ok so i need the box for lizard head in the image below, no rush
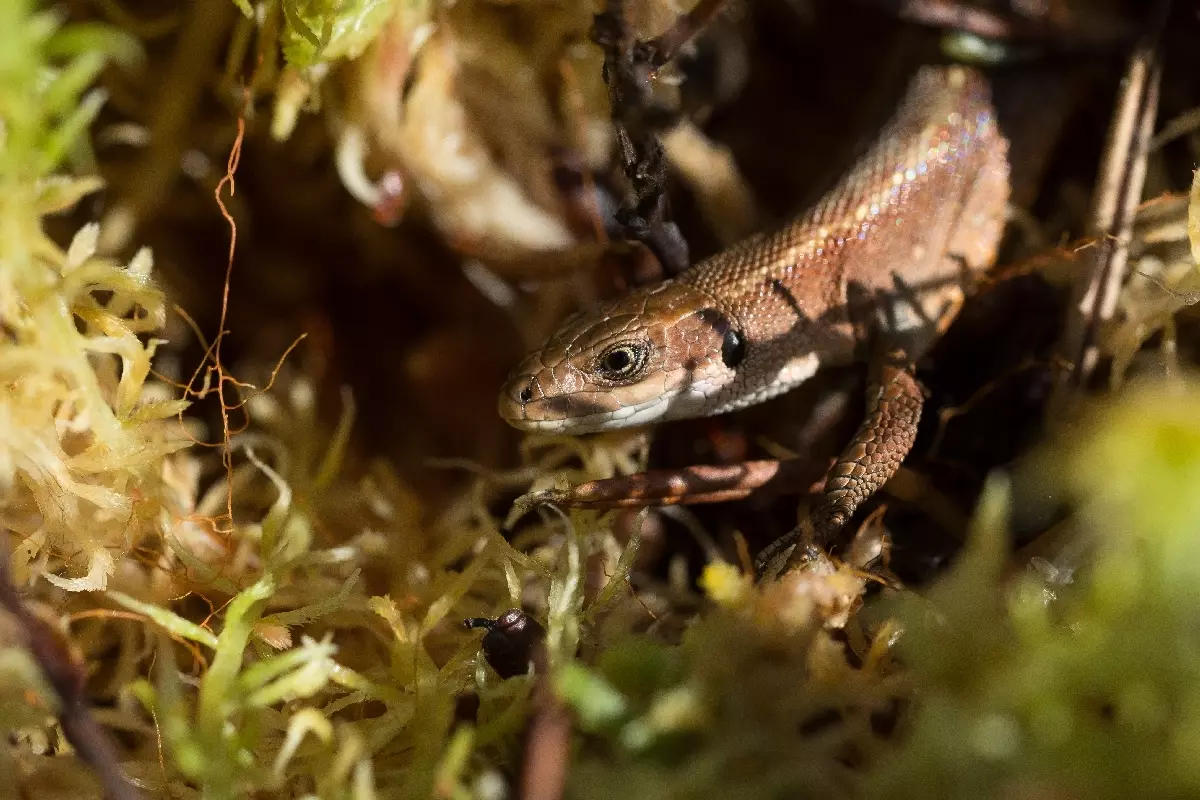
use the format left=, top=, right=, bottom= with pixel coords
left=499, top=281, right=746, bottom=434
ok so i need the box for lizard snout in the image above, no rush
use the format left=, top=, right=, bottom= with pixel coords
left=497, top=355, right=631, bottom=434
left=499, top=353, right=580, bottom=431
left=498, top=370, right=540, bottom=429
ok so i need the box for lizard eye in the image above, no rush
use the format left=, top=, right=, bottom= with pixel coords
left=596, top=343, right=647, bottom=380
left=722, top=328, right=745, bottom=368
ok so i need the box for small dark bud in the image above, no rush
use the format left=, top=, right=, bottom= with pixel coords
left=464, top=609, right=547, bottom=678
left=454, top=691, right=481, bottom=724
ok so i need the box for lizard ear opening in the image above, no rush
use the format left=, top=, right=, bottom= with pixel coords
left=721, top=328, right=745, bottom=368
left=693, top=307, right=746, bottom=369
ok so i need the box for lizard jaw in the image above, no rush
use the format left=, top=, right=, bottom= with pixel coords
left=498, top=390, right=675, bottom=435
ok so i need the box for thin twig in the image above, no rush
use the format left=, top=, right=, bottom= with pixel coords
left=853, top=0, right=1131, bottom=49
left=481, top=618, right=571, bottom=800
left=640, top=0, right=731, bottom=67
left=888, top=0, right=1016, bottom=38
left=592, top=0, right=711, bottom=278
left=1050, top=1, right=1171, bottom=406
left=518, top=674, right=573, bottom=800
left=0, top=538, right=142, bottom=800
left=99, top=0, right=235, bottom=253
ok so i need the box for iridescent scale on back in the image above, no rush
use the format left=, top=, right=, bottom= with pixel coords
left=677, top=64, right=1010, bottom=415
left=497, top=65, right=1010, bottom=434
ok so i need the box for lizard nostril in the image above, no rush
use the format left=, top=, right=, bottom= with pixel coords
left=519, top=386, right=533, bottom=404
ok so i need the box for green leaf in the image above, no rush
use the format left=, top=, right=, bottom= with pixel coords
left=555, top=663, right=628, bottom=732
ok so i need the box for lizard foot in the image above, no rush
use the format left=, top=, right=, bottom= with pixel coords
left=755, top=361, right=923, bottom=581
left=753, top=505, right=848, bottom=581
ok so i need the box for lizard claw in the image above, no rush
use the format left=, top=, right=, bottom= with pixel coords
left=754, top=535, right=831, bottom=582
left=754, top=517, right=828, bottom=582
left=753, top=502, right=854, bottom=581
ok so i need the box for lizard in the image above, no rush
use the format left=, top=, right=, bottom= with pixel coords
left=497, top=64, right=1012, bottom=579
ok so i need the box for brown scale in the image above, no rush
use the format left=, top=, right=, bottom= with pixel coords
left=499, top=65, right=1012, bottom=579
left=679, top=65, right=1010, bottom=418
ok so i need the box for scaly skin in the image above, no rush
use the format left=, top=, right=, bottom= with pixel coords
left=499, top=65, right=1011, bottom=575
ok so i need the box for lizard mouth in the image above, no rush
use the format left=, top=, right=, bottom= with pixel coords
left=497, top=376, right=671, bottom=434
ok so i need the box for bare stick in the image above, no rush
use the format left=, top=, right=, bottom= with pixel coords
left=0, top=538, right=142, bottom=800
left=854, top=0, right=1131, bottom=49
left=1051, top=1, right=1170, bottom=405
left=640, top=0, right=731, bottom=67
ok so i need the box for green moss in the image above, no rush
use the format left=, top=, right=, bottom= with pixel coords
left=866, top=380, right=1200, bottom=800
left=5, top=1, right=1200, bottom=798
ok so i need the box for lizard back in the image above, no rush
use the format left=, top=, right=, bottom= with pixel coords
left=498, top=65, right=1011, bottom=434
left=677, top=64, right=1011, bottom=413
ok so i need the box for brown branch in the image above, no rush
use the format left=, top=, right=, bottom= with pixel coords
left=640, top=0, right=731, bottom=67
left=464, top=611, right=570, bottom=800
left=518, top=672, right=572, bottom=800
left=851, top=0, right=1132, bottom=49
left=590, top=0, right=732, bottom=280
left=101, top=0, right=235, bottom=250
left=519, top=625, right=570, bottom=800
left=0, top=538, right=142, bottom=800
left=1050, top=1, right=1171, bottom=406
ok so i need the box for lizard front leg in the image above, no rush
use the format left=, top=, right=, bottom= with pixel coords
left=754, top=355, right=923, bottom=580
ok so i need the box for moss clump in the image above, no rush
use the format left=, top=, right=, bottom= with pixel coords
left=5, top=1, right=1200, bottom=799
left=866, top=379, right=1200, bottom=799
left=0, top=2, right=179, bottom=593
left=538, top=380, right=1200, bottom=800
